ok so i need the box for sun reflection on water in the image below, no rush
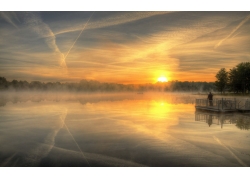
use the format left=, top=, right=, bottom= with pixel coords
left=71, top=99, right=182, bottom=141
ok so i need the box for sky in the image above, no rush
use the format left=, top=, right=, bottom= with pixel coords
left=0, top=11, right=250, bottom=84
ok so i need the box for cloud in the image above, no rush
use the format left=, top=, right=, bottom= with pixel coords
left=1, top=12, right=250, bottom=83
left=23, top=12, right=67, bottom=70
left=54, top=12, right=171, bottom=36
left=63, top=31, right=181, bottom=83
left=0, top=12, right=19, bottom=29
left=61, top=12, right=247, bottom=83
left=214, top=14, right=250, bottom=49
left=64, top=12, right=94, bottom=61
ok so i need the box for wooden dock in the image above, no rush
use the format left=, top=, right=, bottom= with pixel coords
left=195, top=98, right=250, bottom=113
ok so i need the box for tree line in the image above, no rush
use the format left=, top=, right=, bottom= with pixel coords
left=0, top=77, right=215, bottom=92
left=215, top=62, right=250, bottom=94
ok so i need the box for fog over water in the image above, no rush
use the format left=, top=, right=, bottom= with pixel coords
left=0, top=92, right=250, bottom=167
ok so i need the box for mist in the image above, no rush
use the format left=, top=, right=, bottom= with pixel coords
left=0, top=76, right=216, bottom=94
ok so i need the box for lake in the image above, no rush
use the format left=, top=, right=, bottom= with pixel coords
left=0, top=92, right=250, bottom=167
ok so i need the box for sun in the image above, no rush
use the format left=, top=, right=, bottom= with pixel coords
left=157, top=76, right=168, bottom=82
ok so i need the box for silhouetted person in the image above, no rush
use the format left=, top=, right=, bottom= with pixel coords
left=208, top=92, right=213, bottom=106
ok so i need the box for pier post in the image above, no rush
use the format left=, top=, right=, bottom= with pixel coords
left=222, top=98, right=223, bottom=110
left=234, top=98, right=236, bottom=109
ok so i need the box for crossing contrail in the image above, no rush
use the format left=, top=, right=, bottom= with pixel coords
left=24, top=12, right=68, bottom=69
left=64, top=12, right=94, bottom=60
left=23, top=108, right=68, bottom=166
left=64, top=123, right=90, bottom=166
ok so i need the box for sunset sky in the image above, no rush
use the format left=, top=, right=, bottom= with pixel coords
left=0, top=11, right=250, bottom=84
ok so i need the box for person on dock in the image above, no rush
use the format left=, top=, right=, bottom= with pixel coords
left=207, top=92, right=213, bottom=106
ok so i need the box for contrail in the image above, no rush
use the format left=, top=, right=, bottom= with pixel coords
left=64, top=123, right=90, bottom=166
left=55, top=12, right=170, bottom=36
left=59, top=108, right=90, bottom=166
left=24, top=12, right=68, bottom=69
left=23, top=108, right=68, bottom=166
left=42, top=109, right=68, bottom=154
left=64, top=12, right=94, bottom=60
left=213, top=136, right=247, bottom=167
left=214, top=14, right=250, bottom=49
left=1, top=152, right=17, bottom=166
left=0, top=12, right=18, bottom=29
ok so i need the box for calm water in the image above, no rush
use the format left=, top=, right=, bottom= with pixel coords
left=0, top=92, right=250, bottom=167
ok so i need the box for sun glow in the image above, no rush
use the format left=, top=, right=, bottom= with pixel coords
left=157, top=76, right=168, bottom=82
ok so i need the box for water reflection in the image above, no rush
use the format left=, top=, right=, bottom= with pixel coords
left=195, top=111, right=250, bottom=130
left=1, top=93, right=250, bottom=167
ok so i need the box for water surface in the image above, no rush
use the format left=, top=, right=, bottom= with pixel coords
left=0, top=92, right=250, bottom=167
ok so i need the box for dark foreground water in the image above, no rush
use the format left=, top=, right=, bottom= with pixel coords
left=0, top=92, right=250, bottom=167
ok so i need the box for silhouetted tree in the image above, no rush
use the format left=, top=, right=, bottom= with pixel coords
left=10, top=79, right=20, bottom=90
left=228, top=62, right=250, bottom=94
left=0, top=77, right=217, bottom=92
left=30, top=81, right=43, bottom=90
left=0, top=77, right=8, bottom=90
left=215, top=68, right=228, bottom=94
left=228, top=67, right=241, bottom=93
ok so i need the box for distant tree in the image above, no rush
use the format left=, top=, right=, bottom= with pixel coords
left=215, top=68, right=228, bottom=94
left=0, top=77, right=217, bottom=92
left=0, top=77, right=8, bottom=90
left=30, top=81, right=43, bottom=91
left=228, top=62, right=250, bottom=94
left=10, top=79, right=19, bottom=90
left=19, top=80, right=29, bottom=90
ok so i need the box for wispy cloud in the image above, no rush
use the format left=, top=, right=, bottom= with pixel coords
left=64, top=12, right=94, bottom=61
left=23, top=12, right=67, bottom=70
left=214, top=14, right=250, bottom=49
left=1, top=12, right=250, bottom=83
left=54, top=12, right=170, bottom=36
left=0, top=12, right=19, bottom=29
left=64, top=13, right=245, bottom=82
